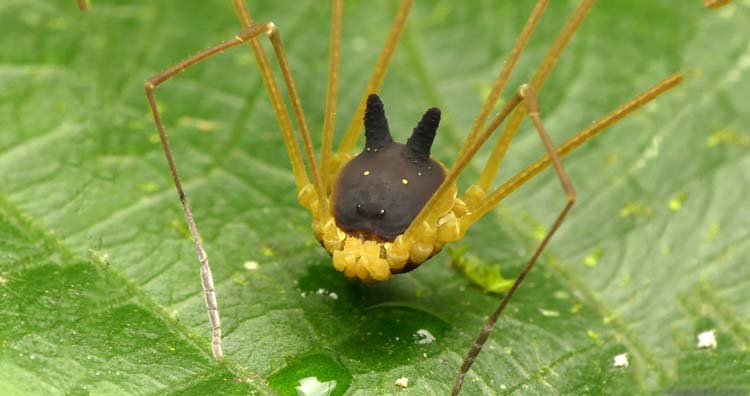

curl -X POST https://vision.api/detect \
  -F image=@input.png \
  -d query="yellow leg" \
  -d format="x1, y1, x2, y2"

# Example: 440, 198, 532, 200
231, 0, 330, 215
266, 25, 329, 216
466, 72, 684, 225
320, 0, 344, 191
405, 93, 524, 237
336, 0, 415, 155
230, 2, 308, 192
455, 0, 549, 163
704, 0, 732, 9
477, 0, 597, 191
406, 0, 553, 238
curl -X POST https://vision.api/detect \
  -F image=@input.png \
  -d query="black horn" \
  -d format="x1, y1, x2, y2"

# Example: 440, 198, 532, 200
364, 94, 393, 150
407, 107, 441, 161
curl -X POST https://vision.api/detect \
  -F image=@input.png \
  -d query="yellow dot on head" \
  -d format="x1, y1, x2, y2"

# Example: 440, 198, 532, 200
402, 178, 408, 185
363, 170, 370, 176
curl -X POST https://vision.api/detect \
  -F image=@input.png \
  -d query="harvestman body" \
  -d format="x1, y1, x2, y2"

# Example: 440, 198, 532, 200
142, 0, 683, 394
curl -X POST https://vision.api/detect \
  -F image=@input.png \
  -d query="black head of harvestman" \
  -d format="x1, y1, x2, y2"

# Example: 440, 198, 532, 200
333, 94, 445, 244
142, 0, 684, 393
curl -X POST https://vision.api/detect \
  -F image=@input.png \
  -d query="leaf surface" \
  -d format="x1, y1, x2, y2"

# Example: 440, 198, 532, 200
0, 0, 748, 395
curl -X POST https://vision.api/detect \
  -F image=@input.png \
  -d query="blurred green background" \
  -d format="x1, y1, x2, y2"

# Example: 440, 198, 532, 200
0, 0, 748, 395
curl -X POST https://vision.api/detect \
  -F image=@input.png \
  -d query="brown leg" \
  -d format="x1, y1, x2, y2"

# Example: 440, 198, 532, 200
144, 23, 285, 361
77, 0, 87, 11
451, 72, 683, 393
452, 84, 577, 396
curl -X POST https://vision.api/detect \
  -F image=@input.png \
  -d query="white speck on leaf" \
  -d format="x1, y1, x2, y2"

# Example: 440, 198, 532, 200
295, 376, 336, 396
243, 261, 259, 271
414, 329, 436, 345
697, 329, 717, 349
394, 377, 409, 388
613, 353, 629, 368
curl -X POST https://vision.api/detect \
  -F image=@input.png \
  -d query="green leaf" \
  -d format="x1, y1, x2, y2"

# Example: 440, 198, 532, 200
1, 0, 748, 395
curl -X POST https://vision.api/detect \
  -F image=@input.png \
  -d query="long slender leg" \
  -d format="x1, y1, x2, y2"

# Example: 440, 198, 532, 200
477, 0, 596, 191
452, 85, 577, 396
405, 93, 525, 236
228, 1, 312, 194
229, 0, 328, 216
408, 73, 681, 241
320, 0, 344, 190
404, 0, 550, 234
466, 72, 683, 225
704, 0, 732, 9
451, 72, 683, 393
266, 25, 329, 214
335, 0, 415, 155
455, 0, 549, 162
77, 0, 86, 11
145, 23, 288, 361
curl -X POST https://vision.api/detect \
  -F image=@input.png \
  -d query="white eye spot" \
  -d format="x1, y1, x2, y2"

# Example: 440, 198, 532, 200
402, 178, 409, 185
363, 170, 370, 176
418, 172, 422, 176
